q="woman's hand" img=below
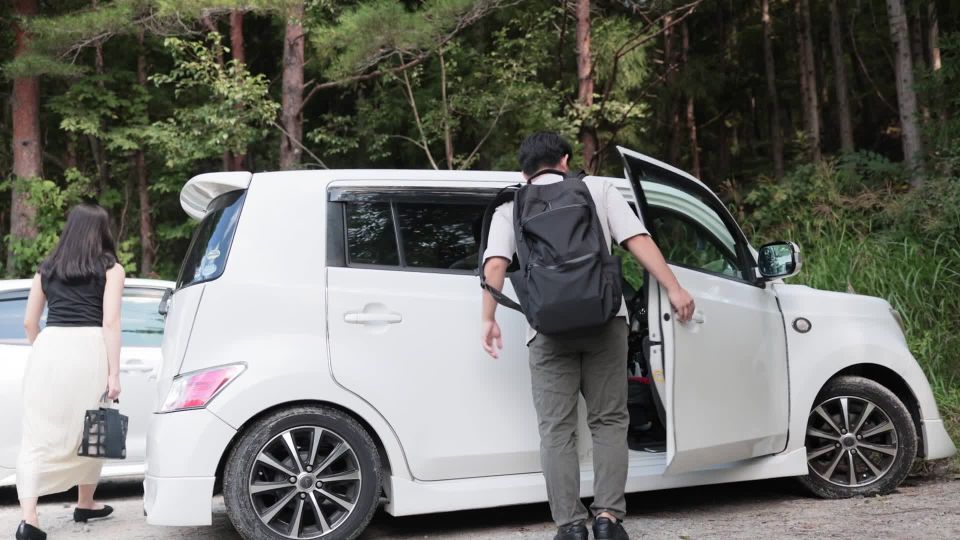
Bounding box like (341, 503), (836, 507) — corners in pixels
(107, 374), (121, 401)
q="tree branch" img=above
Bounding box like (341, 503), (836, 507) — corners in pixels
(439, 47), (454, 169)
(271, 121), (329, 169)
(399, 66), (439, 170)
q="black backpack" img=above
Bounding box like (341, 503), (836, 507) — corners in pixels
(480, 169), (623, 335)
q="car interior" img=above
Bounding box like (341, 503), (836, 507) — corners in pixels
(622, 276), (668, 453)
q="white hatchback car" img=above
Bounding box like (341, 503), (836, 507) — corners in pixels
(145, 148), (955, 540)
(0, 277), (173, 486)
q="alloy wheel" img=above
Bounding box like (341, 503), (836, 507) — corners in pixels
(805, 395), (899, 488)
(248, 426), (362, 539)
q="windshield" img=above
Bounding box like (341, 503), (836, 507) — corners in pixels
(176, 190), (246, 290)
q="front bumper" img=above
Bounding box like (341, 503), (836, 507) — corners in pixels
(143, 408), (236, 526)
(922, 418), (957, 460)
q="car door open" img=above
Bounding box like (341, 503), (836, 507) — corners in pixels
(618, 147), (791, 474)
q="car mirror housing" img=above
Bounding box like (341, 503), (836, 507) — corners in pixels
(757, 241), (802, 280)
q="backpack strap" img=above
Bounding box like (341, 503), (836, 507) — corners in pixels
(479, 184), (524, 313)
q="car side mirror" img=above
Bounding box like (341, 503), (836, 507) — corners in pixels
(757, 241), (802, 280)
(158, 288), (173, 316)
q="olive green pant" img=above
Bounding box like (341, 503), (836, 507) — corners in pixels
(528, 317), (629, 527)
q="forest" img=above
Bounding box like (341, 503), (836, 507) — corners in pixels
(2, 0), (959, 453)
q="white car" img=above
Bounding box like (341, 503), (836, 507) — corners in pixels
(144, 147), (956, 540)
(0, 277), (174, 486)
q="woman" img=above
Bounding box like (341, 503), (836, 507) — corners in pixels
(16, 203), (124, 540)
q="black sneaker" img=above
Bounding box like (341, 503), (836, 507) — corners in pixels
(554, 520), (589, 540)
(593, 516), (629, 540)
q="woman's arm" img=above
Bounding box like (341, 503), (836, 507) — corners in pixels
(23, 273), (45, 344)
(103, 263), (125, 400)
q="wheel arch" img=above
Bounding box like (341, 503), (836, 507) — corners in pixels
(825, 364), (925, 458)
(214, 399), (395, 494)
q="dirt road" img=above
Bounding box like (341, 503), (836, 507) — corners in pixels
(2, 475), (958, 539)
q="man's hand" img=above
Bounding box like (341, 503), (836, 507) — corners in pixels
(668, 286), (696, 322)
(481, 319), (503, 358)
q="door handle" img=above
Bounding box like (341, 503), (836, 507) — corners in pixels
(690, 310), (705, 324)
(120, 359), (154, 373)
(344, 312), (402, 324)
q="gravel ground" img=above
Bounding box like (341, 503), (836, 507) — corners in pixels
(2, 474), (958, 539)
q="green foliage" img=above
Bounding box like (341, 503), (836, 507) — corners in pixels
(0, 172), (97, 276)
(147, 33), (279, 168)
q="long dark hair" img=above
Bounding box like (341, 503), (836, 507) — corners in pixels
(39, 203), (117, 281)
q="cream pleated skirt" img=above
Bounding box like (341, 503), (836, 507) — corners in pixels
(17, 326), (108, 498)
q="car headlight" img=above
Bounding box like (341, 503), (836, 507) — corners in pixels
(890, 308), (906, 335)
(160, 363), (245, 413)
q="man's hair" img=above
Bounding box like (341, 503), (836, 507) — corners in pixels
(518, 132), (573, 176)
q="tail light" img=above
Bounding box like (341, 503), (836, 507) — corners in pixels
(160, 364), (245, 413)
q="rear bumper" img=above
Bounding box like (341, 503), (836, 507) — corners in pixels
(143, 408), (235, 526)
(144, 475), (217, 526)
(922, 418), (957, 460)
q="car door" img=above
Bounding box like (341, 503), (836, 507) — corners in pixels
(325, 184), (541, 481)
(118, 287), (167, 462)
(618, 147), (790, 474)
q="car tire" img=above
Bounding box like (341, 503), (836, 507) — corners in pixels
(798, 376), (917, 499)
(223, 405), (382, 540)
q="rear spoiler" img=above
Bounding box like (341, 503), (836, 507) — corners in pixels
(180, 172), (252, 220)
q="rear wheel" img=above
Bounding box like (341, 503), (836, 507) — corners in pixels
(798, 376), (917, 499)
(223, 405), (382, 540)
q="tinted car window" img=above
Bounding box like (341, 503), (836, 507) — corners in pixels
(346, 202), (399, 266)
(0, 297), (27, 341)
(651, 208), (741, 278)
(121, 289), (165, 347)
(396, 202), (484, 271)
(177, 190), (246, 289)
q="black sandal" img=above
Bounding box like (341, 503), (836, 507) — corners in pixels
(73, 504), (114, 522)
(16, 521), (47, 540)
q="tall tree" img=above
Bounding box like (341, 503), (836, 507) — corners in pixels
(681, 20), (700, 179)
(229, 9), (247, 171)
(663, 13), (682, 166)
(9, 0), (41, 276)
(795, 0), (821, 162)
(828, 0), (854, 152)
(575, 0), (598, 172)
(761, 0), (785, 179)
(136, 29), (155, 276)
(927, 1), (941, 71)
(886, 0), (925, 183)
(280, 1), (305, 170)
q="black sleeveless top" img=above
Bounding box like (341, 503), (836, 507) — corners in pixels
(41, 272), (106, 327)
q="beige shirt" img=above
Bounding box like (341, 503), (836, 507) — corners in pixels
(483, 173), (649, 341)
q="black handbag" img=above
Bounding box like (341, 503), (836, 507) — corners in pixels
(77, 393), (128, 459)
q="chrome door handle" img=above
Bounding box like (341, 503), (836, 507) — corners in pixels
(344, 312), (402, 324)
(690, 310), (705, 324)
(120, 359), (154, 373)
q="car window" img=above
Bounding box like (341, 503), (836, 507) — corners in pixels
(0, 297), (27, 342)
(650, 208), (741, 278)
(345, 202), (399, 266)
(177, 190), (246, 290)
(395, 202), (485, 271)
(121, 289), (165, 347)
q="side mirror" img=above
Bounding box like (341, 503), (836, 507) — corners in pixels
(757, 241), (802, 280)
(158, 288), (173, 316)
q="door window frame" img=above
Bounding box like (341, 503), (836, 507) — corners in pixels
(633, 164), (761, 287)
(327, 187), (498, 275)
(646, 205), (744, 282)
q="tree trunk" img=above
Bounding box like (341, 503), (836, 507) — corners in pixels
(575, 0), (598, 173)
(664, 14), (682, 165)
(828, 0), (855, 153)
(9, 0), (41, 276)
(927, 1), (941, 71)
(761, 0), (785, 180)
(886, 0), (925, 183)
(202, 14), (231, 171)
(280, 2), (305, 170)
(92, 2), (110, 195)
(681, 21), (700, 179)
(795, 0), (821, 162)
(136, 30), (155, 276)
(229, 9), (247, 171)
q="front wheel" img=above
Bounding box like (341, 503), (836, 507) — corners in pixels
(798, 376), (917, 499)
(223, 405), (382, 540)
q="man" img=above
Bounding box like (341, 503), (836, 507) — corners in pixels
(481, 132), (695, 540)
